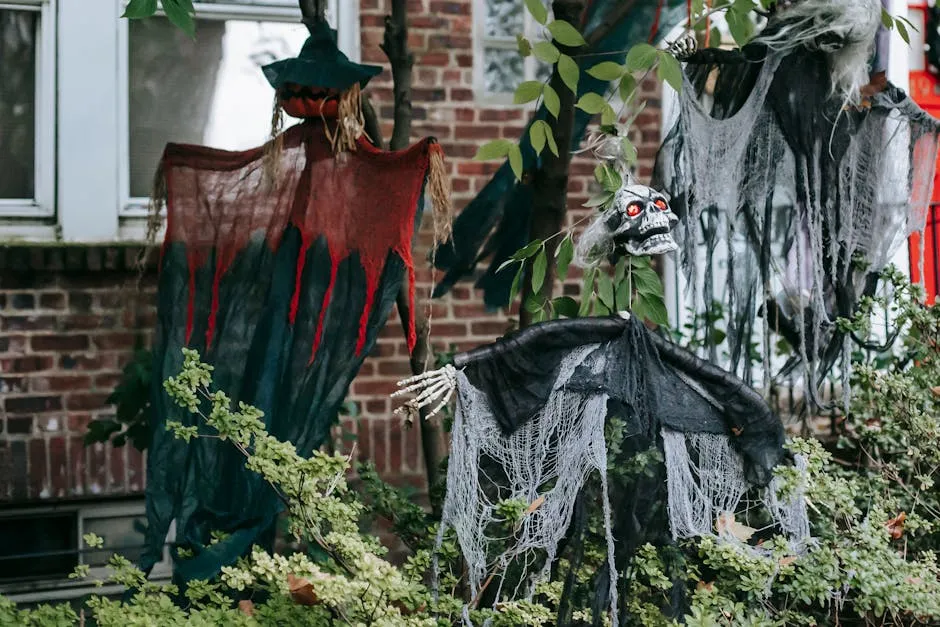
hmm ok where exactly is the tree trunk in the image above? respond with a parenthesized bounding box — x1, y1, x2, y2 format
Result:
(519, 0, 585, 328)
(380, 0, 443, 504)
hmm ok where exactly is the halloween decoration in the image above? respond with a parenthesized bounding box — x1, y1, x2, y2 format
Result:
(141, 20, 451, 584)
(394, 314, 808, 624)
(575, 181, 679, 265)
(653, 0, 940, 403)
(396, 185, 806, 623)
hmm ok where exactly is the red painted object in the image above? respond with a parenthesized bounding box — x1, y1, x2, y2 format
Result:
(908, 2, 940, 303)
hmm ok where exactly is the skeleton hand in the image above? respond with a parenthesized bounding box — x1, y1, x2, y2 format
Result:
(668, 32, 697, 61)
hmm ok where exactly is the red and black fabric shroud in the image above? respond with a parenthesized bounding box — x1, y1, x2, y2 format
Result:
(141, 120, 437, 583)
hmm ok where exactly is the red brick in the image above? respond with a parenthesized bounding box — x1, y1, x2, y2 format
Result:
(5, 396, 62, 414)
(378, 360, 413, 377)
(49, 436, 67, 497)
(38, 293, 66, 309)
(417, 52, 450, 67)
(127, 447, 145, 492)
(0, 335, 27, 354)
(59, 354, 102, 371)
(30, 375, 93, 393)
(429, 1, 469, 15)
(7, 417, 34, 435)
(357, 418, 372, 462)
(480, 109, 524, 122)
(92, 333, 136, 351)
(371, 419, 388, 474)
(470, 321, 514, 337)
(61, 314, 114, 331)
(389, 422, 403, 473)
(88, 442, 108, 492)
(2, 315, 58, 332)
(68, 435, 86, 496)
(29, 438, 47, 498)
(66, 393, 110, 412)
(31, 334, 90, 352)
(404, 423, 420, 474)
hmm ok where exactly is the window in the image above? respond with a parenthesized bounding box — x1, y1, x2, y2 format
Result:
(0, 500, 173, 603)
(475, 0, 551, 100)
(123, 6, 310, 205)
(3, 0, 358, 242)
(0, 0, 55, 218)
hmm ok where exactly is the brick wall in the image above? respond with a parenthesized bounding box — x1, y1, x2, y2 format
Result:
(0, 0, 664, 503)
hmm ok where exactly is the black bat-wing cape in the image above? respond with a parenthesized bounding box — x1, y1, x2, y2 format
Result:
(434, 315, 799, 625)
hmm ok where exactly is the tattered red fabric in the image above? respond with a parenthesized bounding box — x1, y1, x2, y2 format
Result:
(143, 119, 437, 584)
(161, 120, 432, 359)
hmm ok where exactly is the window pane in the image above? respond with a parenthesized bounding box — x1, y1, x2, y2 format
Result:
(483, 47, 524, 95)
(0, 9, 37, 199)
(485, 0, 523, 38)
(83, 515, 148, 567)
(128, 18, 307, 198)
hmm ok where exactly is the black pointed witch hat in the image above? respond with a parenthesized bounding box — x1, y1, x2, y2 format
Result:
(262, 19, 382, 91)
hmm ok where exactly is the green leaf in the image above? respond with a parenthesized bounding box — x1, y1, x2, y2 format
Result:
(524, 295, 544, 313)
(601, 104, 617, 126)
(558, 54, 579, 93)
(547, 20, 586, 47)
(508, 144, 523, 180)
(587, 62, 625, 81)
(122, 0, 158, 18)
(881, 8, 894, 29)
(474, 139, 514, 161)
(576, 93, 608, 115)
(517, 34, 533, 57)
(692, 0, 705, 18)
(162, 0, 196, 37)
(530, 122, 547, 155)
(525, 0, 549, 25)
(618, 74, 637, 103)
(514, 81, 544, 105)
(615, 274, 631, 310)
(633, 266, 663, 297)
(726, 9, 754, 46)
(621, 137, 637, 165)
(644, 294, 670, 326)
(595, 164, 622, 193)
(544, 125, 559, 156)
(625, 43, 659, 72)
(531, 249, 547, 294)
(543, 84, 561, 118)
(510, 263, 526, 300)
(584, 192, 615, 208)
(513, 239, 544, 260)
(557, 235, 574, 281)
(533, 41, 561, 64)
(552, 296, 579, 318)
(497, 257, 521, 273)
(594, 300, 611, 316)
(709, 26, 723, 48)
(579, 268, 596, 316)
(597, 272, 615, 310)
(657, 51, 683, 93)
(896, 19, 910, 45)
(84, 419, 123, 446)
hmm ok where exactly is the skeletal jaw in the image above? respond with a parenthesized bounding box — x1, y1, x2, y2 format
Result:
(625, 232, 678, 256)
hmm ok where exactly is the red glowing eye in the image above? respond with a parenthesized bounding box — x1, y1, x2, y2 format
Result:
(654, 198, 668, 211)
(626, 202, 642, 217)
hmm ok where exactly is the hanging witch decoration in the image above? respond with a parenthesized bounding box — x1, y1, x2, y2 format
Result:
(394, 153, 809, 624)
(141, 15, 451, 583)
(653, 0, 940, 405)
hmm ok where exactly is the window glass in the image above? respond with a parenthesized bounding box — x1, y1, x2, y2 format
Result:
(0, 9, 38, 199)
(127, 18, 307, 197)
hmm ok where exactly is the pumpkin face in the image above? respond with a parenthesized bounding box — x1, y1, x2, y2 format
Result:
(278, 83, 342, 119)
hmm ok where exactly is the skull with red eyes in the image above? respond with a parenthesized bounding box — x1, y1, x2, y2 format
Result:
(604, 183, 679, 257)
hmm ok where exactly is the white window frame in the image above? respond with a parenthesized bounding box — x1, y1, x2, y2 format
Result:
(473, 0, 549, 103)
(11, 0, 358, 243)
(0, 499, 174, 604)
(0, 0, 56, 219)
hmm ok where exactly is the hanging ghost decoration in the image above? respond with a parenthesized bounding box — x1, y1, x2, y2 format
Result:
(394, 200, 809, 625)
(142, 19, 451, 585)
(653, 0, 940, 404)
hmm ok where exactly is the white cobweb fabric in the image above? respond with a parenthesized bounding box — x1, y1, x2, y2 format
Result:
(661, 46, 940, 401)
(662, 430, 810, 552)
(434, 345, 620, 624)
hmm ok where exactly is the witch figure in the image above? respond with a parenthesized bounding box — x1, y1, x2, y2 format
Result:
(141, 13, 450, 584)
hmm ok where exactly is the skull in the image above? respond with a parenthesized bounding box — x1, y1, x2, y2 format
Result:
(604, 184, 678, 257)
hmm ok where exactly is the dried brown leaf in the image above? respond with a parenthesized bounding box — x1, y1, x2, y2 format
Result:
(525, 496, 546, 515)
(288, 574, 319, 606)
(238, 600, 254, 617)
